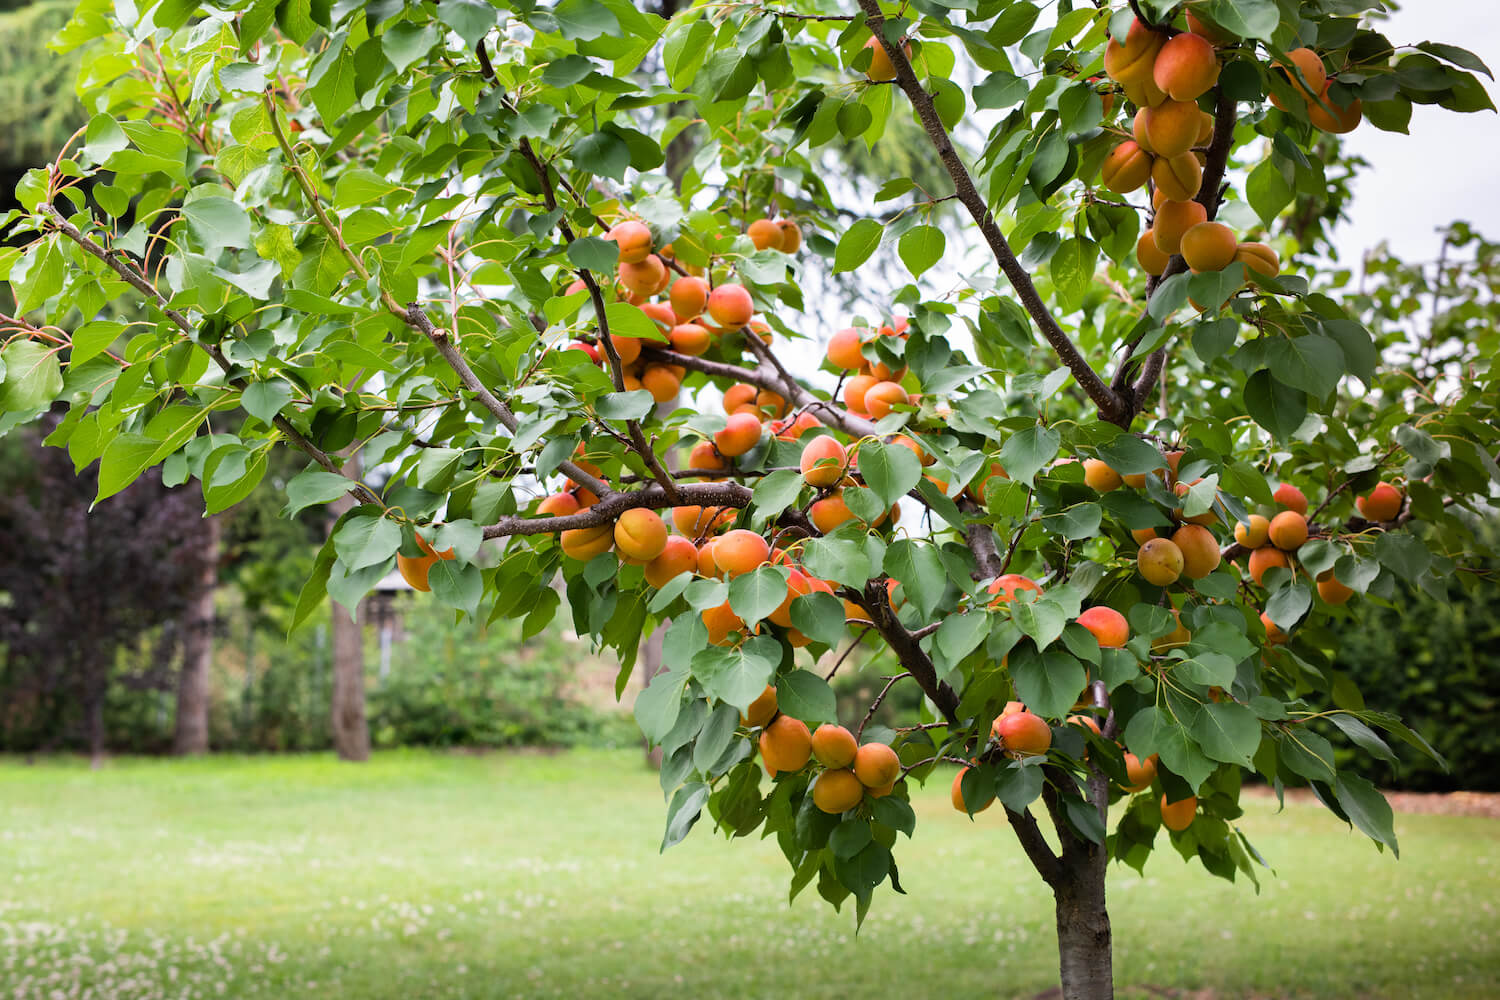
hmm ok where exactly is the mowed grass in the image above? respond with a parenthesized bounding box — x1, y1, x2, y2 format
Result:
(1, 751, 1496, 1000)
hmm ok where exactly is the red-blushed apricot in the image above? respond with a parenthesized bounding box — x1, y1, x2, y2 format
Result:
(951, 766, 993, 814)
(1122, 752, 1157, 793)
(1153, 32, 1219, 102)
(1142, 99, 1202, 158)
(1160, 793, 1196, 831)
(996, 711, 1052, 757)
(561, 523, 614, 561)
(1247, 546, 1290, 586)
(1151, 608, 1192, 653)
(1317, 570, 1355, 606)
(1235, 242, 1279, 284)
(1273, 482, 1308, 514)
(1185, 12, 1231, 45)
(608, 220, 652, 263)
(742, 683, 777, 728)
(747, 218, 784, 251)
(760, 713, 812, 775)
(755, 389, 788, 418)
(1180, 221, 1238, 272)
(1152, 151, 1203, 201)
(668, 323, 711, 356)
(1101, 141, 1154, 194)
(618, 256, 666, 297)
(1171, 523, 1221, 579)
(1261, 611, 1288, 645)
(715, 528, 770, 577)
(852, 741, 901, 788)
(827, 327, 867, 370)
(800, 436, 847, 488)
(641, 301, 678, 329)
(1234, 514, 1270, 549)
(1083, 458, 1124, 492)
(862, 35, 908, 82)
(688, 442, 726, 474)
(644, 535, 699, 589)
(811, 724, 859, 769)
(707, 283, 754, 328)
(702, 599, 745, 645)
(1153, 199, 1208, 255)
(1268, 510, 1308, 551)
(889, 434, 934, 467)
(610, 334, 642, 366)
(566, 340, 601, 364)
(614, 508, 668, 564)
(812, 768, 864, 813)
(1357, 481, 1404, 522)
(640, 364, 681, 403)
(1137, 230, 1172, 275)
(777, 219, 803, 253)
(722, 383, 757, 414)
(1272, 48, 1327, 109)
(843, 373, 879, 414)
(864, 381, 909, 419)
(810, 494, 857, 534)
(1077, 606, 1129, 648)
(987, 573, 1040, 607)
(772, 411, 822, 442)
(668, 275, 708, 320)
(714, 411, 763, 457)
(1308, 81, 1362, 134)
(1138, 537, 1185, 586)
(1104, 18, 1166, 85)
(537, 492, 581, 517)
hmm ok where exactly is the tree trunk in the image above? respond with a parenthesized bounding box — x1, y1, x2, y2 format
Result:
(328, 451, 369, 762)
(1053, 847, 1114, 1000)
(173, 515, 218, 754)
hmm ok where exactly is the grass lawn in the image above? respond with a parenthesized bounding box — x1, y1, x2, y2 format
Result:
(0, 750, 1495, 999)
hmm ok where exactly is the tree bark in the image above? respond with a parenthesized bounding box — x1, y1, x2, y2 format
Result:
(328, 451, 370, 762)
(1053, 847, 1114, 1000)
(173, 515, 218, 754)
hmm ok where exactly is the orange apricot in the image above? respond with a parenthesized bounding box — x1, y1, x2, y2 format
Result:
(722, 383, 757, 414)
(755, 389, 788, 418)
(703, 600, 745, 645)
(952, 766, 993, 814)
(1138, 537, 1185, 586)
(560, 523, 615, 561)
(714, 411, 763, 457)
(1083, 458, 1124, 492)
(618, 256, 666, 297)
(987, 573, 1040, 607)
(1180, 221, 1238, 273)
(996, 711, 1052, 757)
(1185, 12, 1231, 45)
(1235, 242, 1279, 283)
(812, 768, 864, 813)
(715, 528, 771, 577)
(1171, 523, 1221, 579)
(863, 381, 910, 419)
(669, 275, 708, 320)
(640, 364, 681, 403)
(611, 334, 642, 366)
(1273, 48, 1327, 108)
(862, 35, 907, 82)
(810, 494, 857, 534)
(811, 724, 859, 769)
(827, 327, 867, 371)
(747, 218, 784, 251)
(614, 509, 668, 564)
(1160, 793, 1196, 831)
(1101, 141, 1154, 194)
(1153, 199, 1208, 255)
(777, 219, 803, 253)
(1234, 514, 1270, 549)
(1268, 510, 1308, 551)
(1104, 18, 1167, 85)
(707, 283, 754, 328)
(1152, 32, 1219, 102)
(843, 374, 878, 414)
(852, 741, 901, 788)
(1261, 611, 1288, 645)
(1247, 545, 1290, 586)
(1122, 752, 1157, 793)
(537, 492, 581, 517)
(1077, 606, 1129, 648)
(1273, 483, 1308, 515)
(1122, 72, 1168, 109)
(1142, 100, 1202, 158)
(1308, 81, 1362, 134)
(800, 436, 847, 488)
(1137, 230, 1172, 275)
(641, 535, 698, 588)
(608, 221, 652, 263)
(669, 323, 711, 356)
(1152, 151, 1203, 202)
(1317, 571, 1355, 606)
(1356, 481, 1403, 522)
(760, 714, 812, 775)
(743, 683, 778, 728)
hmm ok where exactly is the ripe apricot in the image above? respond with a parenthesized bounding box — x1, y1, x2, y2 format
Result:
(643, 535, 699, 588)
(743, 683, 777, 728)
(827, 327, 866, 371)
(1153, 32, 1219, 102)
(715, 528, 771, 576)
(714, 411, 763, 457)
(1137, 230, 1172, 275)
(800, 436, 847, 488)
(1268, 510, 1308, 551)
(537, 492, 581, 517)
(767, 569, 806, 628)
(640, 364, 681, 403)
(1153, 199, 1208, 255)
(1122, 73, 1168, 109)
(810, 494, 856, 534)
(1247, 545, 1290, 586)
(1131, 527, 1161, 546)
(864, 381, 909, 419)
(852, 742, 901, 788)
(722, 383, 757, 414)
(1180, 222, 1238, 273)
(760, 714, 812, 775)
(707, 283, 754, 328)
(1196, 108, 1215, 146)
(777, 219, 803, 253)
(610, 334, 642, 366)
(1104, 18, 1166, 85)
(843, 373, 878, 414)
(755, 389, 788, 418)
(1261, 611, 1288, 645)
(668, 275, 708, 320)
(668, 323, 711, 356)
(1122, 752, 1157, 793)
(1131, 107, 1155, 152)
(1171, 523, 1221, 579)
(1101, 141, 1154, 194)
(1083, 458, 1124, 492)
(1152, 151, 1203, 202)
(811, 724, 859, 769)
(1172, 481, 1218, 527)
(1234, 514, 1270, 549)
(697, 538, 722, 578)
(1138, 537, 1185, 586)
(1160, 793, 1196, 831)
(1142, 100, 1202, 158)
(608, 220, 652, 263)
(1235, 242, 1279, 283)
(1151, 608, 1192, 652)
(641, 301, 677, 329)
(1077, 606, 1129, 648)
(1317, 571, 1354, 606)
(1357, 481, 1403, 522)
(996, 711, 1052, 757)
(703, 600, 745, 645)
(951, 766, 992, 813)
(890, 434, 934, 467)
(862, 35, 907, 82)
(561, 523, 614, 561)
(1068, 714, 1102, 737)
(812, 768, 865, 813)
(747, 218, 784, 251)
(1185, 12, 1231, 45)
(1273, 483, 1308, 514)
(673, 505, 722, 537)
(618, 256, 666, 297)
(1273, 48, 1327, 108)
(398, 549, 442, 592)
(987, 573, 1040, 607)
(614, 509, 668, 564)
(1308, 81, 1362, 134)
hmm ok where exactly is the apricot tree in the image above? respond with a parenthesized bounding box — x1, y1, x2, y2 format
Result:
(2, 0, 1497, 996)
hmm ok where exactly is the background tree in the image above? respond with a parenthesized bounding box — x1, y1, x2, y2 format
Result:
(2, 1, 1497, 997)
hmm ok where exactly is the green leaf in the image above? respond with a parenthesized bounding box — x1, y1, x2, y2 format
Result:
(1000, 424, 1061, 486)
(1205, 0, 1279, 40)
(884, 539, 947, 618)
(182, 196, 252, 250)
(571, 131, 631, 182)
(1049, 237, 1097, 312)
(1008, 646, 1085, 719)
(834, 219, 884, 274)
(791, 590, 848, 649)
(691, 637, 780, 710)
(1246, 158, 1294, 228)
(1189, 702, 1262, 766)
(0, 340, 63, 417)
(1124, 705, 1216, 791)
(440, 0, 501, 46)
(1265, 581, 1311, 631)
(241, 381, 292, 426)
(661, 781, 708, 851)
(752, 469, 804, 518)
(1011, 599, 1069, 651)
(307, 43, 357, 125)
(95, 433, 162, 504)
(1375, 532, 1431, 578)
(1269, 335, 1344, 400)
(1243, 370, 1307, 440)
(595, 389, 654, 421)
(857, 440, 921, 507)
(332, 169, 400, 208)
(1279, 729, 1336, 782)
(429, 560, 483, 618)
(898, 225, 945, 279)
(973, 71, 1028, 109)
(283, 464, 357, 516)
(693, 702, 740, 774)
(776, 671, 838, 726)
(994, 761, 1044, 812)
(333, 513, 401, 572)
(1335, 774, 1398, 856)
(729, 566, 788, 625)
(567, 236, 620, 273)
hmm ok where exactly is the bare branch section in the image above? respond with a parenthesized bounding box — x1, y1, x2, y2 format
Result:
(38, 203, 384, 508)
(483, 480, 756, 538)
(852, 0, 1126, 424)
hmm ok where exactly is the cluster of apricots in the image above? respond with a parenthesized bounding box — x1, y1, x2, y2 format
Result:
(1097, 14, 1361, 289)
(743, 684, 905, 813)
(825, 319, 920, 419)
(561, 219, 800, 404)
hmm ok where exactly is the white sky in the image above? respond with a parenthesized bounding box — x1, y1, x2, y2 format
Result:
(1333, 5, 1500, 265)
